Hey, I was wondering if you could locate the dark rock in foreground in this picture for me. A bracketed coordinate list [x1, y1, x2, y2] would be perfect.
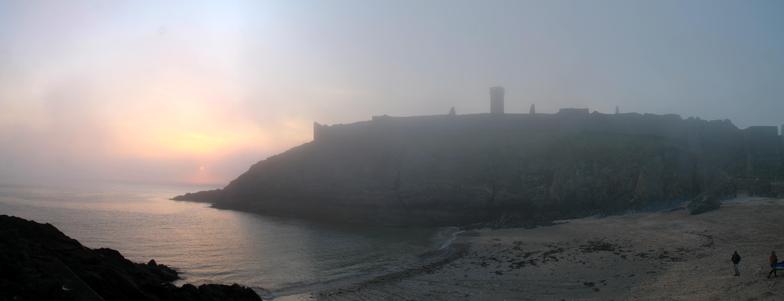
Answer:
[0, 215, 261, 301]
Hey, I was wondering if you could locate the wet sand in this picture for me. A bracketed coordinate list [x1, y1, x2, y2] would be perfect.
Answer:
[298, 197, 784, 300]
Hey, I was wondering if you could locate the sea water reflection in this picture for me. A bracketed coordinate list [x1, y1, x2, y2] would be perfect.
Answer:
[0, 183, 439, 298]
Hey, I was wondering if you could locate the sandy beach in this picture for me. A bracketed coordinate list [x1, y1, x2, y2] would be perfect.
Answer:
[296, 197, 784, 300]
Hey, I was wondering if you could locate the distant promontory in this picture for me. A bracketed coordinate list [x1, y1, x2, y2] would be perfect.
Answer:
[175, 87, 784, 226]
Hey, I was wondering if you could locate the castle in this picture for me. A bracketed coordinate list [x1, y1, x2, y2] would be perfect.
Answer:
[180, 88, 784, 226]
[312, 86, 783, 181]
[314, 86, 594, 142]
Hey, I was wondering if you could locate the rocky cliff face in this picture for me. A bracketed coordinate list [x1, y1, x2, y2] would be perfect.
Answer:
[0, 215, 261, 301]
[175, 113, 782, 226]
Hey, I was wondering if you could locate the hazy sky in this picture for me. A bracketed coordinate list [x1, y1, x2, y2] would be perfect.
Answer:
[1, 0, 783, 186]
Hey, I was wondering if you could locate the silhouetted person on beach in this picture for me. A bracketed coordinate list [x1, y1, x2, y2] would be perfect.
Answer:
[731, 251, 741, 276]
[768, 251, 778, 278]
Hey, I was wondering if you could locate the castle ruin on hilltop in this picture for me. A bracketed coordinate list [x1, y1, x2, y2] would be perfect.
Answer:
[312, 87, 784, 186]
[313, 86, 594, 141]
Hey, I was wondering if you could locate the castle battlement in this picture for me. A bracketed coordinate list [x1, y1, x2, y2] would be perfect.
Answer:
[312, 88, 783, 177]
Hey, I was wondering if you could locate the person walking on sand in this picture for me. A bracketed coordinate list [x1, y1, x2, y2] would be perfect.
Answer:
[768, 251, 778, 278]
[731, 251, 741, 276]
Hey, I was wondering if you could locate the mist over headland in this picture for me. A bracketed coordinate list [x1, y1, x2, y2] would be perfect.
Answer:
[176, 86, 784, 226]
[2, 0, 783, 187]
[3, 1, 784, 300]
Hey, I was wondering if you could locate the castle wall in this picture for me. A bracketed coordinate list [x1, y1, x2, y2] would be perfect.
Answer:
[314, 112, 735, 143]
[312, 112, 781, 181]
[314, 112, 704, 144]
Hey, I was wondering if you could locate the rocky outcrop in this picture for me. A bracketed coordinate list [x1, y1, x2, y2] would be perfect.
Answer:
[687, 171, 736, 215]
[687, 193, 722, 215]
[176, 113, 782, 226]
[0, 215, 261, 301]
[172, 189, 223, 203]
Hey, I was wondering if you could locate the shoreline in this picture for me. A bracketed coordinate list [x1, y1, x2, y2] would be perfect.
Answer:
[301, 197, 784, 300]
[314, 242, 470, 300]
[267, 227, 466, 300]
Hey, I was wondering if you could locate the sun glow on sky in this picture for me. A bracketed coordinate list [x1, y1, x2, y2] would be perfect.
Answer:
[0, 1, 319, 185]
[1, 0, 783, 186]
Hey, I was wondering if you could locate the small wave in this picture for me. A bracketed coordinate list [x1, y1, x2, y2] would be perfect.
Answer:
[433, 226, 463, 250]
[265, 227, 464, 300]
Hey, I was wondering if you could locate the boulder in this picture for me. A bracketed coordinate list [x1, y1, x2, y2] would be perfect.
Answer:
[0, 215, 262, 301]
[687, 193, 721, 215]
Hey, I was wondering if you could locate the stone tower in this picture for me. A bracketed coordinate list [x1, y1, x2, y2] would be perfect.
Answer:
[529, 104, 536, 115]
[313, 122, 323, 141]
[490, 86, 504, 115]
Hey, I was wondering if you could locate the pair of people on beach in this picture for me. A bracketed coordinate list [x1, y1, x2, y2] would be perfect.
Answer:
[731, 250, 780, 278]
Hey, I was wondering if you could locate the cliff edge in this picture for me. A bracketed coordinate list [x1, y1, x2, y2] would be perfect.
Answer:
[175, 111, 783, 226]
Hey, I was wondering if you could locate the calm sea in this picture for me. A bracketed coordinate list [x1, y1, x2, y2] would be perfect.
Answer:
[0, 183, 450, 299]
